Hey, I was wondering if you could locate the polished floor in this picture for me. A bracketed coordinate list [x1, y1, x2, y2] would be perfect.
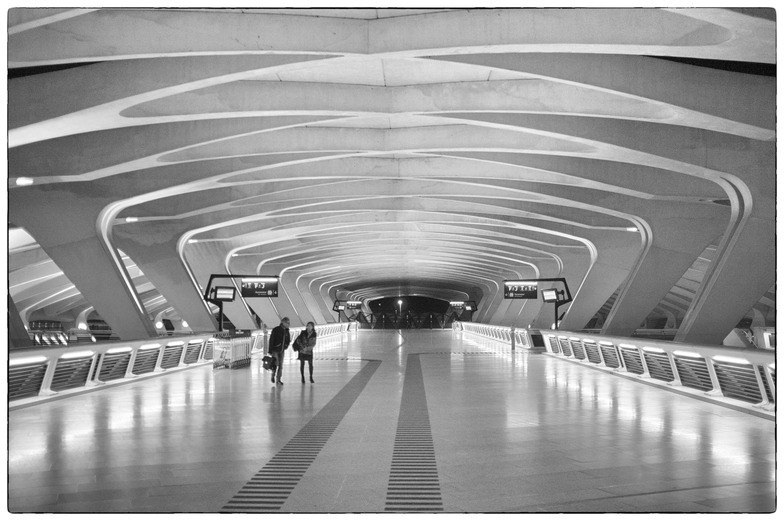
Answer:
[7, 330, 776, 513]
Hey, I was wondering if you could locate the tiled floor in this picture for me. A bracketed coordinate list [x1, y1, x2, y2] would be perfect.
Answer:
[7, 329, 776, 513]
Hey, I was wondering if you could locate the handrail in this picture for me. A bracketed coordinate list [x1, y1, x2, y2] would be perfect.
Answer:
[454, 322, 775, 417]
[453, 321, 541, 352]
[9, 322, 357, 408]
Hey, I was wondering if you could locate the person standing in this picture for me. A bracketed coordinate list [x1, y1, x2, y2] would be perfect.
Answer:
[295, 322, 318, 383]
[268, 317, 290, 385]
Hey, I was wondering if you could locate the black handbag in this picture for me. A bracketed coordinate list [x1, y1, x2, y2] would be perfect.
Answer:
[262, 356, 277, 371]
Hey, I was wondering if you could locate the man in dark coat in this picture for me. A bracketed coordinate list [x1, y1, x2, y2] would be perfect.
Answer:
[268, 317, 290, 384]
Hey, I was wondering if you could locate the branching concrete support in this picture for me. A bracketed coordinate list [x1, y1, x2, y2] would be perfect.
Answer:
[112, 227, 220, 334]
[9, 188, 157, 340]
[8, 295, 34, 349]
[601, 203, 729, 337]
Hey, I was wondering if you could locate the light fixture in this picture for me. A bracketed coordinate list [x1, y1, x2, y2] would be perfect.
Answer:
[125, 217, 138, 223]
[626, 227, 638, 232]
[155, 321, 164, 329]
[77, 322, 88, 330]
[673, 350, 702, 359]
[188, 239, 198, 244]
[15, 177, 34, 186]
[713, 355, 751, 365]
[181, 321, 189, 328]
[60, 350, 95, 359]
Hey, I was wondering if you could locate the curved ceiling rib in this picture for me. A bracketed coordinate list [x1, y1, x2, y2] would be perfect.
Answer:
[7, 8, 775, 344]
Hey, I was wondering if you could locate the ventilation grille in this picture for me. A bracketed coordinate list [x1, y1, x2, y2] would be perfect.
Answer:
[674, 357, 713, 391]
[132, 348, 160, 375]
[620, 348, 645, 375]
[758, 366, 775, 403]
[547, 336, 561, 354]
[99, 351, 131, 381]
[183, 342, 202, 364]
[385, 355, 443, 512]
[203, 340, 214, 360]
[8, 362, 48, 400]
[569, 339, 586, 360]
[643, 351, 674, 382]
[50, 356, 93, 391]
[581, 341, 601, 364]
[714, 361, 763, 403]
[161, 344, 183, 369]
[599, 343, 620, 368]
[558, 338, 573, 357]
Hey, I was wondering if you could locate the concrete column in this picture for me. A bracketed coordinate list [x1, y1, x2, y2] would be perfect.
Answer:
[296, 275, 328, 324]
[674, 137, 775, 345]
[8, 295, 34, 349]
[556, 262, 635, 331]
[10, 187, 157, 340]
[675, 216, 775, 345]
[279, 271, 315, 327]
[601, 203, 729, 337]
[112, 229, 219, 333]
[45, 237, 158, 339]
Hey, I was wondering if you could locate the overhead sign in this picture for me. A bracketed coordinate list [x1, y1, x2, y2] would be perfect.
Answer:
[504, 280, 538, 299]
[346, 301, 362, 309]
[240, 277, 279, 298]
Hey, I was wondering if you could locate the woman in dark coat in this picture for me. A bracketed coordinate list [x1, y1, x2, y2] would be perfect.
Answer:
[295, 321, 317, 383]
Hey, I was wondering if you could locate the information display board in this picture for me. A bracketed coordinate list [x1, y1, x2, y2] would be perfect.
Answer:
[346, 301, 362, 310]
[541, 288, 559, 302]
[504, 280, 538, 299]
[213, 286, 236, 302]
[240, 276, 279, 298]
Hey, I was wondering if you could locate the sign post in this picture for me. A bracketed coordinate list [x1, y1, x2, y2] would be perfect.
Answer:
[503, 278, 573, 329]
[203, 274, 280, 332]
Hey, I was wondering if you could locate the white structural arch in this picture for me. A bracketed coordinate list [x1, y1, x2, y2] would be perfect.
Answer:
[7, 8, 775, 346]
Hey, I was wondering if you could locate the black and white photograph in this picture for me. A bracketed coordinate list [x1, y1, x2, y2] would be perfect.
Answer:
[5, 5, 777, 515]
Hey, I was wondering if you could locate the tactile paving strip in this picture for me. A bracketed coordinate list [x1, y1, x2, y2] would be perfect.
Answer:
[385, 354, 443, 512]
[221, 359, 381, 512]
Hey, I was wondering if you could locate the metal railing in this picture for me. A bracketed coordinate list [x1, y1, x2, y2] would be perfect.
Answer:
[543, 331, 775, 411]
[454, 322, 775, 417]
[453, 321, 541, 351]
[9, 322, 358, 408]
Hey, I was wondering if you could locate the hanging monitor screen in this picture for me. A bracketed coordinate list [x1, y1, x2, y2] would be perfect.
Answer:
[213, 286, 236, 302]
[504, 280, 538, 299]
[240, 277, 279, 297]
[541, 289, 559, 302]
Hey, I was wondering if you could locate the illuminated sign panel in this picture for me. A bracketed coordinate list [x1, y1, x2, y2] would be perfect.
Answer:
[504, 280, 538, 299]
[541, 289, 558, 302]
[240, 277, 279, 298]
[213, 286, 236, 302]
[346, 301, 362, 309]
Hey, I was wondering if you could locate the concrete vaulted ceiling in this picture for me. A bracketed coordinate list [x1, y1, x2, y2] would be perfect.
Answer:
[7, 8, 776, 345]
